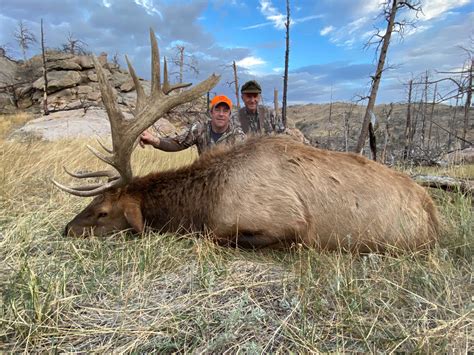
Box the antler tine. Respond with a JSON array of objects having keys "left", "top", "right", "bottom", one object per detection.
[
  {"left": 96, "top": 137, "right": 113, "bottom": 154},
  {"left": 92, "top": 56, "right": 134, "bottom": 183},
  {"left": 52, "top": 178, "right": 126, "bottom": 197},
  {"left": 162, "top": 57, "right": 192, "bottom": 95},
  {"left": 86, "top": 144, "right": 116, "bottom": 168},
  {"left": 125, "top": 55, "right": 146, "bottom": 114},
  {"left": 150, "top": 28, "right": 161, "bottom": 96},
  {"left": 63, "top": 166, "right": 117, "bottom": 179}
]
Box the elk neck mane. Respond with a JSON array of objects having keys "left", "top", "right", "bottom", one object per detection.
[{"left": 124, "top": 136, "right": 265, "bottom": 231}]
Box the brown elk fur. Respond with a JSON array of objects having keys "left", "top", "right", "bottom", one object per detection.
[{"left": 66, "top": 135, "right": 441, "bottom": 252}]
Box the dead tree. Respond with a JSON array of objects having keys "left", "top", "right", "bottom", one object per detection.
[
  {"left": 233, "top": 61, "right": 240, "bottom": 108},
  {"left": 462, "top": 59, "right": 473, "bottom": 148},
  {"left": 14, "top": 20, "right": 37, "bottom": 61},
  {"left": 381, "top": 103, "right": 394, "bottom": 163},
  {"left": 420, "top": 70, "right": 429, "bottom": 148},
  {"left": 274, "top": 88, "right": 279, "bottom": 115},
  {"left": 355, "top": 0, "right": 422, "bottom": 154},
  {"left": 427, "top": 83, "right": 437, "bottom": 151},
  {"left": 61, "top": 32, "right": 88, "bottom": 55},
  {"left": 343, "top": 104, "right": 355, "bottom": 152},
  {"left": 327, "top": 91, "right": 333, "bottom": 149},
  {"left": 170, "top": 45, "right": 199, "bottom": 83},
  {"left": 281, "top": 0, "right": 290, "bottom": 129},
  {"left": 40, "top": 19, "right": 49, "bottom": 115},
  {"left": 403, "top": 79, "right": 413, "bottom": 159}
]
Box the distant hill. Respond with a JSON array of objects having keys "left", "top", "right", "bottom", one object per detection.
[{"left": 287, "top": 102, "right": 472, "bottom": 162}]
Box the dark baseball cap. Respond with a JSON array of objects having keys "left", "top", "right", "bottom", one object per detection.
[{"left": 241, "top": 80, "right": 262, "bottom": 94}]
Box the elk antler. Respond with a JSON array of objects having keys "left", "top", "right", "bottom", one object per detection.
[{"left": 53, "top": 29, "right": 220, "bottom": 197}]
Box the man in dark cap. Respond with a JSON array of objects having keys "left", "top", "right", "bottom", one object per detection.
[{"left": 232, "top": 80, "right": 284, "bottom": 135}]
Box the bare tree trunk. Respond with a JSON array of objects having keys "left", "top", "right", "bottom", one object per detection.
[
  {"left": 232, "top": 61, "right": 240, "bottom": 108},
  {"left": 381, "top": 103, "right": 393, "bottom": 163},
  {"left": 178, "top": 46, "right": 184, "bottom": 84},
  {"left": 282, "top": 0, "right": 290, "bottom": 129},
  {"left": 403, "top": 79, "right": 413, "bottom": 159},
  {"left": 41, "top": 19, "right": 49, "bottom": 116},
  {"left": 274, "top": 88, "right": 279, "bottom": 114},
  {"left": 420, "top": 70, "right": 428, "bottom": 148},
  {"left": 343, "top": 112, "right": 349, "bottom": 152},
  {"left": 462, "top": 59, "right": 473, "bottom": 149},
  {"left": 448, "top": 96, "right": 460, "bottom": 150},
  {"left": 427, "top": 83, "right": 437, "bottom": 151},
  {"left": 327, "top": 91, "right": 333, "bottom": 149},
  {"left": 344, "top": 104, "right": 354, "bottom": 152},
  {"left": 355, "top": 0, "right": 399, "bottom": 153}
]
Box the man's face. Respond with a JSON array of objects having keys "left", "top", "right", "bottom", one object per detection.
[
  {"left": 210, "top": 103, "right": 231, "bottom": 131},
  {"left": 241, "top": 93, "right": 260, "bottom": 112}
]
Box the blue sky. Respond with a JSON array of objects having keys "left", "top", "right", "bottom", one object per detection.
[{"left": 0, "top": 0, "right": 472, "bottom": 104}]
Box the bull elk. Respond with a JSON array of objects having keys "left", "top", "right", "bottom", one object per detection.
[{"left": 53, "top": 30, "right": 441, "bottom": 252}]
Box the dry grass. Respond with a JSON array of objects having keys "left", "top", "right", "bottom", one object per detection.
[
  {"left": 0, "top": 139, "right": 472, "bottom": 352},
  {"left": 0, "top": 113, "right": 33, "bottom": 139}
]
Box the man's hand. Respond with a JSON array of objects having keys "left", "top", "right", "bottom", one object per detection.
[{"left": 139, "top": 130, "right": 160, "bottom": 148}]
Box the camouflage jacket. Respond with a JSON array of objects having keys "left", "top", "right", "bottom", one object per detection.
[
  {"left": 231, "top": 106, "right": 285, "bottom": 135},
  {"left": 160, "top": 117, "right": 246, "bottom": 155}
]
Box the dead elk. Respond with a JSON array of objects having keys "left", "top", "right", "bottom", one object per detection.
[{"left": 53, "top": 30, "right": 441, "bottom": 252}]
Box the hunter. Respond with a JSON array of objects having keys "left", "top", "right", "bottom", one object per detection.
[
  {"left": 232, "top": 80, "right": 284, "bottom": 135},
  {"left": 140, "top": 95, "right": 245, "bottom": 154}
]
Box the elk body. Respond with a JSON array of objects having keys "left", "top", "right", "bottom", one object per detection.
[
  {"left": 64, "top": 136, "right": 440, "bottom": 251},
  {"left": 54, "top": 29, "right": 441, "bottom": 252}
]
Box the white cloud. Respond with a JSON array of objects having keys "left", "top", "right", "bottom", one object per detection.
[
  {"left": 320, "top": 25, "right": 335, "bottom": 36},
  {"left": 250, "top": 0, "right": 321, "bottom": 30},
  {"left": 419, "top": 0, "right": 470, "bottom": 20},
  {"left": 242, "top": 22, "right": 272, "bottom": 30},
  {"left": 236, "top": 56, "right": 266, "bottom": 68},
  {"left": 134, "top": 0, "right": 162, "bottom": 18}
]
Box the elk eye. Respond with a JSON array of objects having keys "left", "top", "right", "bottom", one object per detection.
[{"left": 97, "top": 212, "right": 108, "bottom": 218}]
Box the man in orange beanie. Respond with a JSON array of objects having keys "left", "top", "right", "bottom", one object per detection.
[{"left": 140, "top": 95, "right": 245, "bottom": 154}]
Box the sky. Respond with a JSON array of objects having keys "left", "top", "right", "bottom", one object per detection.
[{"left": 0, "top": 0, "right": 472, "bottom": 105}]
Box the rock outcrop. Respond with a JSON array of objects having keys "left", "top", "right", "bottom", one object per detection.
[{"left": 0, "top": 50, "right": 148, "bottom": 114}]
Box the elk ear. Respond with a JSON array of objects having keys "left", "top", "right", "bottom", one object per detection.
[{"left": 124, "top": 203, "right": 144, "bottom": 234}]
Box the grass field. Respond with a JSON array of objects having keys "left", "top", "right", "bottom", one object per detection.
[{"left": 0, "top": 133, "right": 472, "bottom": 352}]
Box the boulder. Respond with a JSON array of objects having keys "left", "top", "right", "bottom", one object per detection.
[
  {"left": 47, "top": 59, "right": 82, "bottom": 71},
  {"left": 33, "top": 70, "right": 81, "bottom": 93},
  {"left": 17, "top": 96, "right": 34, "bottom": 109},
  {"left": 0, "top": 57, "right": 19, "bottom": 85},
  {"left": 33, "top": 70, "right": 82, "bottom": 93},
  {"left": 8, "top": 108, "right": 133, "bottom": 141},
  {"left": 73, "top": 55, "right": 95, "bottom": 69},
  {"left": 77, "top": 85, "right": 93, "bottom": 95},
  {"left": 0, "top": 93, "right": 16, "bottom": 111},
  {"left": 15, "top": 84, "right": 34, "bottom": 98},
  {"left": 109, "top": 70, "right": 130, "bottom": 88},
  {"left": 120, "top": 79, "right": 135, "bottom": 92}
]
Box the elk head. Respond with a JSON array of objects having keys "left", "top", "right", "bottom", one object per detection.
[{"left": 53, "top": 29, "right": 220, "bottom": 237}]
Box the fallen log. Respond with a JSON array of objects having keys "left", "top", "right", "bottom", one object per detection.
[{"left": 412, "top": 175, "right": 473, "bottom": 194}]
